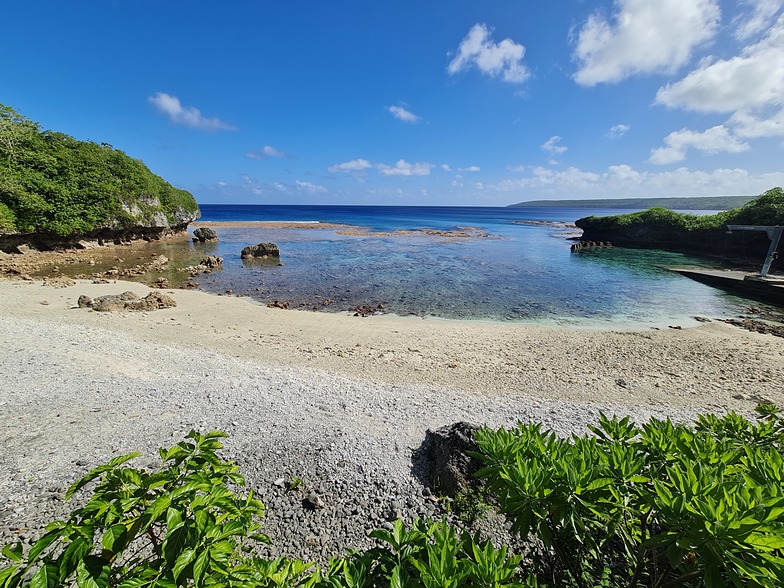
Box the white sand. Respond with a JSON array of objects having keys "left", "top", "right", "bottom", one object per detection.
[{"left": 1, "top": 278, "right": 782, "bottom": 412}]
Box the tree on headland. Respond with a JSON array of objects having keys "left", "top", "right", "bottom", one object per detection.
[{"left": 0, "top": 104, "right": 199, "bottom": 237}]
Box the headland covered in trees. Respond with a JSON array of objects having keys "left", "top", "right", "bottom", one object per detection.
[
  {"left": 0, "top": 104, "right": 199, "bottom": 251},
  {"left": 575, "top": 187, "right": 784, "bottom": 262}
]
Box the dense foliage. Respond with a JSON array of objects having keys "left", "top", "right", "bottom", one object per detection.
[
  {"left": 475, "top": 403, "right": 784, "bottom": 587},
  {"left": 2, "top": 407, "right": 783, "bottom": 587},
  {"left": 575, "top": 187, "right": 784, "bottom": 237},
  {"left": 0, "top": 104, "right": 199, "bottom": 237}
]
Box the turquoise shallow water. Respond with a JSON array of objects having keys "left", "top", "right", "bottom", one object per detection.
[{"left": 189, "top": 204, "right": 754, "bottom": 326}]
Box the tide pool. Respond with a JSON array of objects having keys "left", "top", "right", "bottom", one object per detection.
[{"left": 187, "top": 204, "right": 754, "bottom": 326}]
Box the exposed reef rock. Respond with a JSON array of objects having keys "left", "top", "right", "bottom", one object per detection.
[
  {"left": 79, "top": 290, "right": 177, "bottom": 312},
  {"left": 192, "top": 227, "right": 219, "bottom": 242},
  {"left": 241, "top": 242, "right": 281, "bottom": 259},
  {"left": 417, "top": 422, "right": 482, "bottom": 497},
  {"left": 0, "top": 222, "right": 195, "bottom": 254}
]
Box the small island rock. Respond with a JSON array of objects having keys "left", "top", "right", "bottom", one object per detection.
[
  {"left": 241, "top": 242, "right": 280, "bottom": 259},
  {"left": 192, "top": 227, "right": 219, "bottom": 242}
]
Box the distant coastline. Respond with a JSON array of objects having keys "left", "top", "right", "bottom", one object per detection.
[{"left": 509, "top": 195, "right": 754, "bottom": 210}]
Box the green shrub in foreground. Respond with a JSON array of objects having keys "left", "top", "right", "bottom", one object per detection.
[
  {"left": 2, "top": 407, "right": 783, "bottom": 588},
  {"left": 474, "top": 404, "right": 784, "bottom": 588},
  {"left": 0, "top": 431, "right": 522, "bottom": 588}
]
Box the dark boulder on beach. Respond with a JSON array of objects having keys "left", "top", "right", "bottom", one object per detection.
[
  {"left": 417, "top": 422, "right": 482, "bottom": 497},
  {"left": 241, "top": 242, "right": 280, "bottom": 259},
  {"left": 192, "top": 227, "right": 219, "bottom": 242}
]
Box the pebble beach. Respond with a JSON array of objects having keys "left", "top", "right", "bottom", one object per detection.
[{"left": 1, "top": 277, "right": 783, "bottom": 562}]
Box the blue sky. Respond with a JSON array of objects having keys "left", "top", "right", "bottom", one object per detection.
[{"left": 3, "top": 0, "right": 784, "bottom": 205}]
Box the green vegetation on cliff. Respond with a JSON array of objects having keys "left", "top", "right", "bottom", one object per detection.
[
  {"left": 0, "top": 104, "right": 199, "bottom": 237},
  {"left": 575, "top": 188, "right": 784, "bottom": 257}
]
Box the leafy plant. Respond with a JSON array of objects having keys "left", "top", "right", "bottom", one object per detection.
[
  {"left": 452, "top": 489, "right": 492, "bottom": 525},
  {"left": 3, "top": 407, "right": 783, "bottom": 588},
  {"left": 473, "top": 404, "right": 784, "bottom": 588},
  {"left": 0, "top": 430, "right": 270, "bottom": 587}
]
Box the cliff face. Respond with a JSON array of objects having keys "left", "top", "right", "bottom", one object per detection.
[
  {"left": 574, "top": 188, "right": 784, "bottom": 265},
  {"left": 0, "top": 104, "right": 200, "bottom": 252}
]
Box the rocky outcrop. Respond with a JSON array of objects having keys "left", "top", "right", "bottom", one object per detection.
[
  {"left": 192, "top": 227, "right": 219, "bottom": 242},
  {"left": 418, "top": 422, "right": 482, "bottom": 497},
  {"left": 79, "top": 290, "right": 177, "bottom": 312},
  {"left": 241, "top": 242, "right": 280, "bottom": 259}
]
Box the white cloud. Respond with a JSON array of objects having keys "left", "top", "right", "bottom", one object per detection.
[
  {"left": 655, "top": 15, "right": 784, "bottom": 113},
  {"left": 572, "top": 0, "right": 720, "bottom": 86},
  {"left": 606, "top": 124, "right": 631, "bottom": 139},
  {"left": 459, "top": 165, "right": 481, "bottom": 172},
  {"left": 327, "top": 159, "right": 374, "bottom": 174},
  {"left": 328, "top": 158, "right": 434, "bottom": 178},
  {"left": 441, "top": 164, "right": 452, "bottom": 172},
  {"left": 247, "top": 145, "right": 287, "bottom": 159},
  {"left": 377, "top": 159, "right": 434, "bottom": 177},
  {"left": 649, "top": 125, "right": 750, "bottom": 164},
  {"left": 494, "top": 164, "right": 784, "bottom": 198},
  {"left": 295, "top": 180, "right": 327, "bottom": 194},
  {"left": 148, "top": 92, "right": 236, "bottom": 132},
  {"left": 730, "top": 107, "right": 784, "bottom": 137},
  {"left": 541, "top": 136, "right": 567, "bottom": 155},
  {"left": 387, "top": 105, "right": 421, "bottom": 123},
  {"left": 448, "top": 23, "right": 530, "bottom": 84},
  {"left": 734, "top": 0, "right": 783, "bottom": 40}
]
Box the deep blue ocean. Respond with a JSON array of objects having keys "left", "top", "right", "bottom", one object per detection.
[{"left": 187, "top": 204, "right": 751, "bottom": 327}]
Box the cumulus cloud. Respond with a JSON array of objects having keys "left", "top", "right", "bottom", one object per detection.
[
  {"left": 295, "top": 180, "right": 327, "bottom": 194},
  {"left": 730, "top": 107, "right": 784, "bottom": 137},
  {"left": 494, "top": 164, "right": 784, "bottom": 198},
  {"left": 541, "top": 136, "right": 567, "bottom": 155},
  {"left": 377, "top": 160, "right": 434, "bottom": 177},
  {"left": 649, "top": 126, "right": 750, "bottom": 164},
  {"left": 448, "top": 23, "right": 530, "bottom": 84},
  {"left": 572, "top": 0, "right": 720, "bottom": 86},
  {"left": 734, "top": 0, "right": 783, "bottom": 40},
  {"left": 655, "top": 15, "right": 784, "bottom": 114},
  {"left": 459, "top": 165, "right": 481, "bottom": 172},
  {"left": 328, "top": 158, "right": 434, "bottom": 177},
  {"left": 607, "top": 124, "right": 631, "bottom": 139},
  {"left": 247, "top": 145, "right": 287, "bottom": 159},
  {"left": 327, "top": 159, "right": 374, "bottom": 174},
  {"left": 148, "top": 92, "right": 237, "bottom": 132},
  {"left": 387, "top": 105, "right": 421, "bottom": 123}
]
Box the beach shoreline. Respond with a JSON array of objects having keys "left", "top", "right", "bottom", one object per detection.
[{"left": 1, "top": 276, "right": 783, "bottom": 561}]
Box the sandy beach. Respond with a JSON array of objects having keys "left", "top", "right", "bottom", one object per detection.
[{"left": 1, "top": 277, "right": 783, "bottom": 560}]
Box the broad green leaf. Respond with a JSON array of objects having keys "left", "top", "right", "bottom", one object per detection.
[
  {"left": 192, "top": 549, "right": 210, "bottom": 587},
  {"left": 0, "top": 565, "right": 21, "bottom": 588},
  {"left": 28, "top": 529, "right": 64, "bottom": 562},
  {"left": 65, "top": 452, "right": 141, "bottom": 499},
  {"left": 76, "top": 556, "right": 110, "bottom": 588},
  {"left": 101, "top": 524, "right": 127, "bottom": 554},
  {"left": 172, "top": 548, "right": 197, "bottom": 581},
  {"left": 29, "top": 562, "right": 58, "bottom": 588},
  {"left": 0, "top": 543, "right": 22, "bottom": 563}
]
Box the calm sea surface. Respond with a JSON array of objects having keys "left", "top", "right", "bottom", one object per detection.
[{"left": 186, "top": 204, "right": 751, "bottom": 327}]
